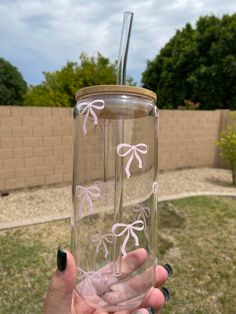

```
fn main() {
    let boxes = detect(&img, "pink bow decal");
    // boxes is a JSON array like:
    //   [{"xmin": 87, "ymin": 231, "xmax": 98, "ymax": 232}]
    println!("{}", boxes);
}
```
[
  {"xmin": 154, "ymin": 106, "xmax": 159, "ymax": 117},
  {"xmin": 133, "ymin": 205, "xmax": 150, "ymax": 231},
  {"xmin": 92, "ymin": 233, "xmax": 114, "ymax": 259},
  {"xmin": 117, "ymin": 143, "xmax": 147, "ymax": 178},
  {"xmin": 152, "ymin": 181, "xmax": 158, "ymax": 194},
  {"xmin": 112, "ymin": 220, "xmax": 144, "ymax": 256},
  {"xmin": 75, "ymin": 185, "xmax": 100, "ymax": 218},
  {"xmin": 78, "ymin": 99, "xmax": 105, "ymax": 135},
  {"xmin": 78, "ymin": 268, "xmax": 102, "ymax": 296}
]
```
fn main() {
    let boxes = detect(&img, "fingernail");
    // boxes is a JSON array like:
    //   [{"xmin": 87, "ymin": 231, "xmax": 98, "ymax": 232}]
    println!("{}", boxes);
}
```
[
  {"xmin": 147, "ymin": 307, "xmax": 155, "ymax": 314},
  {"xmin": 163, "ymin": 263, "xmax": 173, "ymax": 277},
  {"xmin": 57, "ymin": 247, "xmax": 67, "ymax": 272},
  {"xmin": 160, "ymin": 287, "xmax": 170, "ymax": 302}
]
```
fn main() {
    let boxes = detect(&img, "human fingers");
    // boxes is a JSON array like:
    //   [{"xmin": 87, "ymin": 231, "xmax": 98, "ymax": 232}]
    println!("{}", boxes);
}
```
[
  {"xmin": 74, "ymin": 262, "xmax": 172, "ymax": 313},
  {"xmin": 102, "ymin": 267, "xmax": 152, "ymax": 304},
  {"xmin": 73, "ymin": 264, "xmax": 171, "ymax": 314},
  {"xmin": 43, "ymin": 248, "xmax": 77, "ymax": 314},
  {"xmin": 102, "ymin": 263, "xmax": 172, "ymax": 304},
  {"xmin": 78, "ymin": 248, "xmax": 148, "ymax": 297},
  {"xmin": 141, "ymin": 287, "xmax": 170, "ymax": 312},
  {"xmin": 71, "ymin": 290, "xmax": 98, "ymax": 314},
  {"xmin": 99, "ymin": 248, "xmax": 147, "ymax": 279},
  {"xmin": 140, "ymin": 264, "xmax": 172, "ymax": 311},
  {"xmin": 155, "ymin": 264, "xmax": 173, "ymax": 287}
]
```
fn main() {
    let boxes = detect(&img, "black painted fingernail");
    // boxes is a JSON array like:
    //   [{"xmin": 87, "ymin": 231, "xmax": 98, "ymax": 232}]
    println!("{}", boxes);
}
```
[
  {"xmin": 144, "ymin": 246, "xmax": 150, "ymax": 254},
  {"xmin": 160, "ymin": 287, "xmax": 170, "ymax": 302},
  {"xmin": 147, "ymin": 306, "xmax": 155, "ymax": 314},
  {"xmin": 163, "ymin": 263, "xmax": 173, "ymax": 277},
  {"xmin": 57, "ymin": 247, "xmax": 67, "ymax": 272}
]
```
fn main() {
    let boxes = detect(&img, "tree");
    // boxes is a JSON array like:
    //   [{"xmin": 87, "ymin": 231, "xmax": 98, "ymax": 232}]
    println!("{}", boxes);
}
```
[
  {"xmin": 217, "ymin": 112, "xmax": 236, "ymax": 186},
  {"xmin": 0, "ymin": 58, "xmax": 27, "ymax": 105},
  {"xmin": 142, "ymin": 14, "xmax": 236, "ymax": 109},
  {"xmin": 24, "ymin": 53, "xmax": 118, "ymax": 107}
]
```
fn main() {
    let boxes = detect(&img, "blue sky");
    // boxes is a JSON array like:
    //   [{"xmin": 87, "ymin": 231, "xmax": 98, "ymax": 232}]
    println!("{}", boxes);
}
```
[{"xmin": 1, "ymin": 0, "xmax": 236, "ymax": 86}]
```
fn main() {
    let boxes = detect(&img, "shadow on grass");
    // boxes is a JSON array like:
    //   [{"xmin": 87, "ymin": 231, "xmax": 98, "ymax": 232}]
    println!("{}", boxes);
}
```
[
  {"xmin": 159, "ymin": 201, "xmax": 185, "ymax": 229},
  {"xmin": 158, "ymin": 202, "xmax": 185, "ymax": 256}
]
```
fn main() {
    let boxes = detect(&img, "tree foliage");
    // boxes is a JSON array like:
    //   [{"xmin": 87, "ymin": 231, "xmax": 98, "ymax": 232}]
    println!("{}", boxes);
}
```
[
  {"xmin": 217, "ymin": 112, "xmax": 236, "ymax": 185},
  {"xmin": 142, "ymin": 14, "xmax": 236, "ymax": 109},
  {"xmin": 24, "ymin": 53, "xmax": 118, "ymax": 107},
  {"xmin": 0, "ymin": 58, "xmax": 27, "ymax": 105}
]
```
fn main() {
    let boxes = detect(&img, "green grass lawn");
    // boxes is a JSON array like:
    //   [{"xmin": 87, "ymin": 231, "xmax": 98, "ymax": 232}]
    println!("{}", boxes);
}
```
[{"xmin": 0, "ymin": 196, "xmax": 236, "ymax": 314}]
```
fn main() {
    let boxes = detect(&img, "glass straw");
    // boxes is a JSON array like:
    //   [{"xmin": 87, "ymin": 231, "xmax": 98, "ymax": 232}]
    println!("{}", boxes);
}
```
[
  {"xmin": 104, "ymin": 12, "xmax": 133, "ymax": 182},
  {"xmin": 116, "ymin": 11, "xmax": 134, "ymax": 85},
  {"xmin": 113, "ymin": 11, "xmax": 134, "ymax": 276}
]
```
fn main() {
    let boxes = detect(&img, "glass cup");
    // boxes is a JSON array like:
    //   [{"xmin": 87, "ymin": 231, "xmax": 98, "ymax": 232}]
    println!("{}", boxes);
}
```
[{"xmin": 72, "ymin": 85, "xmax": 159, "ymax": 311}]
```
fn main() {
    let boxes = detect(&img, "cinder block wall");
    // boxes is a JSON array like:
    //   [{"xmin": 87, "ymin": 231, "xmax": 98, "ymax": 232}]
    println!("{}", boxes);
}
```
[
  {"xmin": 0, "ymin": 106, "xmax": 73, "ymax": 191},
  {"xmin": 0, "ymin": 106, "xmax": 231, "ymax": 191},
  {"xmin": 159, "ymin": 110, "xmax": 224, "ymax": 170}
]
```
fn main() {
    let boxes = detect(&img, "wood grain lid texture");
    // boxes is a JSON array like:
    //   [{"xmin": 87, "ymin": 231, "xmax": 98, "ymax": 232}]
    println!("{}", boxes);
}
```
[{"xmin": 76, "ymin": 85, "xmax": 157, "ymax": 102}]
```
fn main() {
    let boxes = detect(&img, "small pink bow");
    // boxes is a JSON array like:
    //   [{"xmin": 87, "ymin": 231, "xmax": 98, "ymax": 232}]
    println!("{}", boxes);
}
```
[
  {"xmin": 154, "ymin": 106, "xmax": 159, "ymax": 117},
  {"xmin": 78, "ymin": 99, "xmax": 105, "ymax": 135},
  {"xmin": 75, "ymin": 185, "xmax": 100, "ymax": 218},
  {"xmin": 112, "ymin": 220, "xmax": 144, "ymax": 256},
  {"xmin": 117, "ymin": 143, "xmax": 147, "ymax": 178},
  {"xmin": 78, "ymin": 267, "xmax": 102, "ymax": 297},
  {"xmin": 133, "ymin": 205, "xmax": 150, "ymax": 231},
  {"xmin": 92, "ymin": 233, "xmax": 114, "ymax": 259},
  {"xmin": 152, "ymin": 181, "xmax": 158, "ymax": 194}
]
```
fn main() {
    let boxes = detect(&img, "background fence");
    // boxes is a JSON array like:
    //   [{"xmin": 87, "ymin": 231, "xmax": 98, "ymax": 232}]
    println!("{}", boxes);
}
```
[{"xmin": 0, "ymin": 106, "xmax": 231, "ymax": 191}]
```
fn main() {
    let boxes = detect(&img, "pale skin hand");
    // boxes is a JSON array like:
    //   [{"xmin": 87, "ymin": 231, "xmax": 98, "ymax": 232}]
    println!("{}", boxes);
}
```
[{"xmin": 43, "ymin": 249, "xmax": 169, "ymax": 314}]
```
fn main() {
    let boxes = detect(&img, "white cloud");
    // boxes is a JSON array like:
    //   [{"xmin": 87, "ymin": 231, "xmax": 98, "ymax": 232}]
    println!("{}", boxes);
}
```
[{"xmin": 0, "ymin": 0, "xmax": 236, "ymax": 85}]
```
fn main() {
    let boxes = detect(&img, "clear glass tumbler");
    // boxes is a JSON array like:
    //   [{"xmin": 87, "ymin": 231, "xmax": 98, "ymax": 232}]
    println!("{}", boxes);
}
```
[{"xmin": 72, "ymin": 85, "xmax": 159, "ymax": 311}]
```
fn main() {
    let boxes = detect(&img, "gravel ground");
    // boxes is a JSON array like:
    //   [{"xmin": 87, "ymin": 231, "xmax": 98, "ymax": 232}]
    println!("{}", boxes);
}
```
[
  {"xmin": 0, "ymin": 167, "xmax": 236, "ymax": 229},
  {"xmin": 158, "ymin": 167, "xmax": 236, "ymax": 199}
]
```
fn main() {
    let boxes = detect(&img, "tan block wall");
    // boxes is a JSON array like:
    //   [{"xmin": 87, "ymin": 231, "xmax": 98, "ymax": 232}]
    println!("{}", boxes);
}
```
[
  {"xmin": 158, "ymin": 110, "xmax": 224, "ymax": 170},
  {"xmin": 0, "ymin": 106, "xmax": 233, "ymax": 191},
  {"xmin": 0, "ymin": 106, "xmax": 73, "ymax": 191}
]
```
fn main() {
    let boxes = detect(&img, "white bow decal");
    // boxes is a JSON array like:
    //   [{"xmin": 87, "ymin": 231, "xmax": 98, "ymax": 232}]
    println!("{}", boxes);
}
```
[
  {"xmin": 152, "ymin": 181, "xmax": 158, "ymax": 194},
  {"xmin": 92, "ymin": 233, "xmax": 114, "ymax": 259},
  {"xmin": 117, "ymin": 143, "xmax": 147, "ymax": 178},
  {"xmin": 133, "ymin": 205, "xmax": 150, "ymax": 231},
  {"xmin": 112, "ymin": 220, "xmax": 144, "ymax": 256},
  {"xmin": 154, "ymin": 106, "xmax": 159, "ymax": 117},
  {"xmin": 75, "ymin": 185, "xmax": 100, "ymax": 218},
  {"xmin": 78, "ymin": 99, "xmax": 105, "ymax": 135},
  {"xmin": 78, "ymin": 268, "xmax": 102, "ymax": 296}
]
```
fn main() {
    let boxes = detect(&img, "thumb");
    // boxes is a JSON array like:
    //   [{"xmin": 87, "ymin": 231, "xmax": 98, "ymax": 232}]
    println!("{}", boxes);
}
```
[{"xmin": 43, "ymin": 248, "xmax": 77, "ymax": 314}]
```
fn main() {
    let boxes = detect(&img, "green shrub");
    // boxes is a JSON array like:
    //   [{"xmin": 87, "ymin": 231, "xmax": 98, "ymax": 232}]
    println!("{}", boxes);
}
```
[
  {"xmin": 217, "ymin": 112, "xmax": 236, "ymax": 185},
  {"xmin": 0, "ymin": 57, "xmax": 27, "ymax": 105}
]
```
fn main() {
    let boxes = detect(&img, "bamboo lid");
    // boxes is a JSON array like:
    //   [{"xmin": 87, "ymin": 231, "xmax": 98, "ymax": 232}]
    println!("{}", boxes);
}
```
[{"xmin": 76, "ymin": 85, "xmax": 157, "ymax": 102}]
